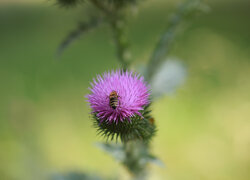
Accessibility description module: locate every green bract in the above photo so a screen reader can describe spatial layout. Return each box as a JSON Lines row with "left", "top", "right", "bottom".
{"left": 93, "top": 105, "right": 156, "bottom": 143}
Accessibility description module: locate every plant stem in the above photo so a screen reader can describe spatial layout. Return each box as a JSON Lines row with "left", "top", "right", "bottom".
{"left": 91, "top": 0, "right": 110, "bottom": 15}
{"left": 110, "top": 17, "right": 131, "bottom": 70}
{"left": 145, "top": 0, "right": 200, "bottom": 82}
{"left": 123, "top": 141, "right": 148, "bottom": 180}
{"left": 90, "top": 0, "right": 131, "bottom": 70}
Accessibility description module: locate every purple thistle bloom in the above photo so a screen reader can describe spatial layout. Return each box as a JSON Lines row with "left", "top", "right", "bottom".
{"left": 87, "top": 70, "right": 150, "bottom": 124}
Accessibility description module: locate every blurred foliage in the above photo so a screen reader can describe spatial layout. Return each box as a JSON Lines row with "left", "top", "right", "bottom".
{"left": 145, "top": 0, "right": 208, "bottom": 82}
{"left": 56, "top": 0, "right": 84, "bottom": 8}
{"left": 151, "top": 59, "right": 187, "bottom": 98}
{"left": 51, "top": 171, "right": 102, "bottom": 180}
{"left": 57, "top": 17, "right": 101, "bottom": 58}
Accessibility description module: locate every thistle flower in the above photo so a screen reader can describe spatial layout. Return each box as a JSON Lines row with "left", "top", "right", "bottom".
{"left": 87, "top": 70, "right": 150, "bottom": 123}
{"left": 87, "top": 70, "right": 155, "bottom": 142}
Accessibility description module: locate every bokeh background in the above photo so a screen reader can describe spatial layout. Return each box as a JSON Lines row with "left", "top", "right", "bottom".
{"left": 0, "top": 0, "right": 250, "bottom": 179}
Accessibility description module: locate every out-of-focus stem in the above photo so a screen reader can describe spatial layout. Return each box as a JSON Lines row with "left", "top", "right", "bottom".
{"left": 123, "top": 141, "right": 148, "bottom": 180}
{"left": 91, "top": 0, "right": 110, "bottom": 15}
{"left": 145, "top": 15, "right": 180, "bottom": 82}
{"left": 110, "top": 18, "right": 131, "bottom": 70}
{"left": 90, "top": 0, "right": 131, "bottom": 70}
{"left": 145, "top": 0, "right": 201, "bottom": 82}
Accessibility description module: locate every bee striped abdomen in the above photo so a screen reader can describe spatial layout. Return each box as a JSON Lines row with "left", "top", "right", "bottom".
{"left": 109, "top": 91, "right": 119, "bottom": 109}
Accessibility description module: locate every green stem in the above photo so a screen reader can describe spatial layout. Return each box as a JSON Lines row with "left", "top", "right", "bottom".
{"left": 91, "top": 0, "right": 110, "bottom": 15}
{"left": 90, "top": 0, "right": 131, "bottom": 70}
{"left": 110, "top": 17, "right": 131, "bottom": 71}
{"left": 145, "top": 0, "right": 200, "bottom": 82}
{"left": 123, "top": 141, "right": 148, "bottom": 180}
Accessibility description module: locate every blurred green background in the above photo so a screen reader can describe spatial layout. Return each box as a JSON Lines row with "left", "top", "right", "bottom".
{"left": 0, "top": 0, "right": 250, "bottom": 179}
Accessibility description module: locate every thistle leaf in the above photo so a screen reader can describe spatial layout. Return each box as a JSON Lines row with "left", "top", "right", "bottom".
{"left": 145, "top": 154, "right": 165, "bottom": 167}
{"left": 96, "top": 142, "right": 125, "bottom": 162}
{"left": 57, "top": 17, "right": 101, "bottom": 58}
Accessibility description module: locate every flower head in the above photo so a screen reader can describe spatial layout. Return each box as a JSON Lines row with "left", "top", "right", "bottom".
{"left": 87, "top": 70, "right": 150, "bottom": 124}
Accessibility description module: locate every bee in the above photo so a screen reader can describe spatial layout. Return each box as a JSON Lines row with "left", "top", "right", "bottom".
{"left": 109, "top": 90, "right": 119, "bottom": 109}
{"left": 149, "top": 117, "right": 155, "bottom": 125}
